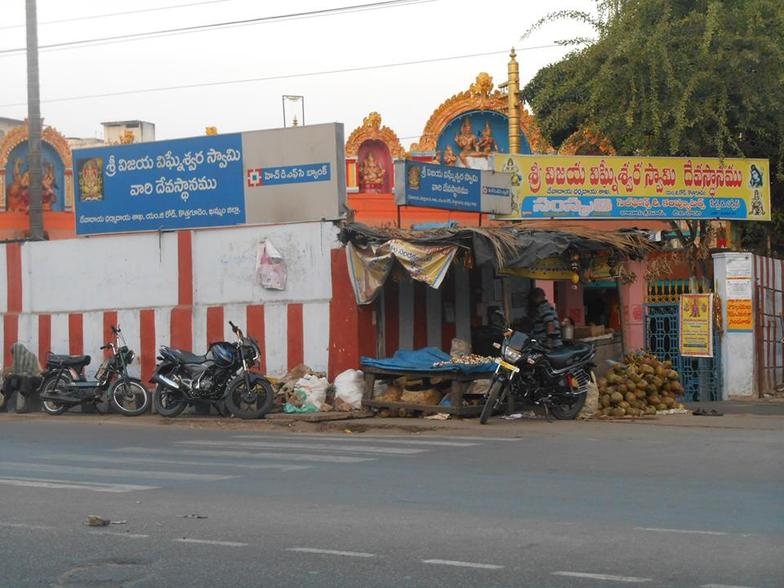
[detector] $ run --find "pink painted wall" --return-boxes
[620,260,646,352]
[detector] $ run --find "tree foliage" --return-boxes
[522,0,784,254]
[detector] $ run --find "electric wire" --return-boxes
[0,0,433,55]
[0,44,560,108]
[0,0,237,31]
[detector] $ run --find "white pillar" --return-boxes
[713,252,755,398]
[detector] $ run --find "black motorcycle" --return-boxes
[150,321,273,419]
[479,329,596,424]
[40,326,150,416]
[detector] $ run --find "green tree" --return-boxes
[522,0,784,255]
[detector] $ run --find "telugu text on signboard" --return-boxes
[495,155,771,221]
[74,123,345,235]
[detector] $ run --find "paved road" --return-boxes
[0,416,782,587]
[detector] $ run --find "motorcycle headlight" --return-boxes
[503,347,522,364]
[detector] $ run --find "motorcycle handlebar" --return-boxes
[100,343,112,350]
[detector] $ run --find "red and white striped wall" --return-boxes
[1,221,364,381]
[380,264,472,356]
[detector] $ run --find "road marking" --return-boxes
[233,435,478,447]
[89,531,149,539]
[44,454,311,472]
[174,538,248,547]
[176,440,426,455]
[286,547,376,558]
[635,527,729,536]
[0,522,53,530]
[422,559,504,570]
[115,447,375,464]
[552,572,652,583]
[0,462,236,481]
[701,584,758,588]
[0,477,157,493]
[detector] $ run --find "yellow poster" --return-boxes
[727,299,753,331]
[679,294,714,357]
[495,155,771,221]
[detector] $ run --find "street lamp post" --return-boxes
[26,0,44,240]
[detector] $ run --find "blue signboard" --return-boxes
[399,161,482,212]
[74,134,246,235]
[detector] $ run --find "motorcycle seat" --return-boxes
[48,354,91,368]
[545,343,593,369]
[163,347,209,365]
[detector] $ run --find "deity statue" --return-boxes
[477,121,498,155]
[359,151,386,192]
[442,145,458,166]
[6,157,58,211]
[454,118,480,166]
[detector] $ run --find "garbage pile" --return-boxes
[275,364,364,414]
[595,352,685,418]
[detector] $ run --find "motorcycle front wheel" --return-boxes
[109,379,150,416]
[225,374,274,420]
[40,375,70,416]
[153,385,188,418]
[479,380,504,425]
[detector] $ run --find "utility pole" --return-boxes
[26,0,44,240]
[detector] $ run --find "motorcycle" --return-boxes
[40,326,150,416]
[150,321,273,419]
[479,328,596,424]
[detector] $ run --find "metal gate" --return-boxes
[644,281,722,401]
[754,255,784,396]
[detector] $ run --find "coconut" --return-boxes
[662,396,675,408]
[624,391,637,404]
[656,403,667,411]
[648,394,661,405]
[613,407,626,417]
[610,391,623,405]
[667,370,679,380]
[619,400,630,409]
[600,395,611,408]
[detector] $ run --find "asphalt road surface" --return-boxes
[0,416,782,587]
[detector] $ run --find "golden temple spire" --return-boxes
[507,48,520,154]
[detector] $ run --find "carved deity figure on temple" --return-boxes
[6,157,58,211]
[359,151,386,192]
[455,117,480,166]
[477,121,498,155]
[442,145,458,166]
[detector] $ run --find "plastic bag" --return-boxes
[293,374,328,411]
[334,369,364,410]
[256,239,287,290]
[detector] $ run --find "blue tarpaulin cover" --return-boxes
[361,347,496,375]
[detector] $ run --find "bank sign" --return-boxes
[73,123,345,235]
[394,160,512,214]
[495,155,771,221]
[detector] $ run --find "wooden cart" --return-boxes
[361,366,494,417]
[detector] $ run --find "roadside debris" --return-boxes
[181,514,208,519]
[85,515,110,527]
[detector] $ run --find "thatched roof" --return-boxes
[339,222,655,270]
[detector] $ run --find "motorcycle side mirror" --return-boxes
[492,342,501,349]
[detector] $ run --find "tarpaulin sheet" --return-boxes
[346,241,458,305]
[361,347,496,375]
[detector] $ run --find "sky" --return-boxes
[0,0,595,146]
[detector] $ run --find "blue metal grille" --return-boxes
[644,303,722,401]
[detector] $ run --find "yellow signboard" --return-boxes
[679,294,714,358]
[495,155,770,221]
[727,299,753,331]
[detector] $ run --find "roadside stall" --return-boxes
[339,222,654,416]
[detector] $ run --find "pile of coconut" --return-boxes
[596,352,685,418]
